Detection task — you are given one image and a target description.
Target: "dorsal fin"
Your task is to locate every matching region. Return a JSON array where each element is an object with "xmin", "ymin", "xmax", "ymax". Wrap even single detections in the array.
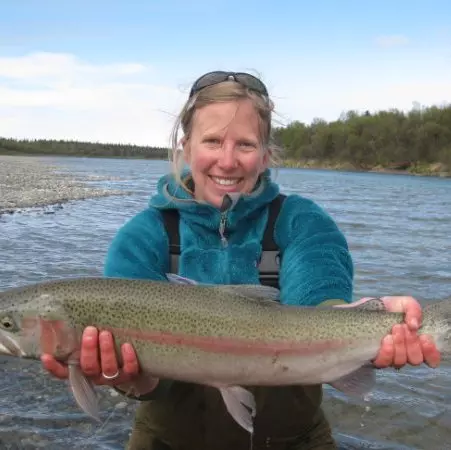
[{"xmin": 216, "ymin": 284, "xmax": 280, "ymax": 302}]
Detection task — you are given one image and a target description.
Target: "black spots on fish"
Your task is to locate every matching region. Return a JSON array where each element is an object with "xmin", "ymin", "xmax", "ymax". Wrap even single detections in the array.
[
  {"xmin": 307, "ymin": 309, "xmax": 400, "ymax": 341},
  {"xmin": 269, "ymin": 354, "xmax": 293, "ymax": 376},
  {"xmin": 109, "ymin": 310, "xmax": 124, "ymax": 321},
  {"xmin": 271, "ymin": 354, "xmax": 280, "ymax": 366}
]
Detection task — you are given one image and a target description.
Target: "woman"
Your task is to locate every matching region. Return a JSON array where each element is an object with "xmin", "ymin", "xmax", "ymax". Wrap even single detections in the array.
[{"xmin": 42, "ymin": 71, "xmax": 440, "ymax": 449}]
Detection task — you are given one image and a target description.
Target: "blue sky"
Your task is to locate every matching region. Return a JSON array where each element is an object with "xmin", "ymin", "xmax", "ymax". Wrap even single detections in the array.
[{"xmin": 0, "ymin": 0, "xmax": 450, "ymax": 146}]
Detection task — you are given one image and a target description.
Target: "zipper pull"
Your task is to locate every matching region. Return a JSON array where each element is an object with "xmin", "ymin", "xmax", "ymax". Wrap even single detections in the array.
[{"xmin": 219, "ymin": 213, "xmax": 228, "ymax": 247}]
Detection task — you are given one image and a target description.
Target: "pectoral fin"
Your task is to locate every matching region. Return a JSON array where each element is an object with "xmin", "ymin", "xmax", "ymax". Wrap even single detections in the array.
[
  {"xmin": 218, "ymin": 386, "xmax": 256, "ymax": 434},
  {"xmin": 68, "ymin": 364, "xmax": 100, "ymax": 421}
]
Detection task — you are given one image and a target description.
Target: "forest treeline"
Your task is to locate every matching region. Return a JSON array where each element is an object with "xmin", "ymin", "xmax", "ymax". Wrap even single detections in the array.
[
  {"xmin": 272, "ymin": 103, "xmax": 451, "ymax": 174},
  {"xmin": 1, "ymin": 103, "xmax": 450, "ymax": 175},
  {"xmin": 0, "ymin": 138, "xmax": 168, "ymax": 159}
]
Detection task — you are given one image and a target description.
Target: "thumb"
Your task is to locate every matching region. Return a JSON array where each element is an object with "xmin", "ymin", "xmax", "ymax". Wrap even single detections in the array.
[{"xmin": 381, "ymin": 296, "xmax": 421, "ymax": 330}]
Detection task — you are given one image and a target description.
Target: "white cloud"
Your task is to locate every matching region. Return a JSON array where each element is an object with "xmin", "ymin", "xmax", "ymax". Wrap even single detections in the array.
[
  {"xmin": 267, "ymin": 47, "xmax": 451, "ymax": 126},
  {"xmin": 0, "ymin": 52, "xmax": 186, "ymax": 146},
  {"xmin": 0, "ymin": 52, "xmax": 147, "ymax": 80},
  {"xmin": 374, "ymin": 35, "xmax": 410, "ymax": 48},
  {"xmin": 273, "ymin": 77, "xmax": 451, "ymax": 127}
]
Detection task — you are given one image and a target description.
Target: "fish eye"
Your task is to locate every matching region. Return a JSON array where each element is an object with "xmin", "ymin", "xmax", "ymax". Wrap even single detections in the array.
[{"xmin": 0, "ymin": 317, "xmax": 14, "ymax": 330}]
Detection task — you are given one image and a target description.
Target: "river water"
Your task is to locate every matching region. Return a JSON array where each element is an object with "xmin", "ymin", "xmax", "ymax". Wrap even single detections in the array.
[{"xmin": 0, "ymin": 156, "xmax": 450, "ymax": 449}]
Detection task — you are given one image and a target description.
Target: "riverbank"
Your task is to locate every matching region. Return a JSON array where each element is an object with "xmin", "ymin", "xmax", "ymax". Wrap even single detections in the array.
[
  {"xmin": 1, "ymin": 153, "xmax": 449, "ymax": 191},
  {"xmin": 0, "ymin": 155, "xmax": 129, "ymax": 216},
  {"xmin": 281, "ymin": 158, "xmax": 451, "ymax": 178}
]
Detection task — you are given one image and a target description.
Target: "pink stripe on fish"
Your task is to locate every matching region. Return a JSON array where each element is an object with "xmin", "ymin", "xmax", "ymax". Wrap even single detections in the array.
[{"xmin": 103, "ymin": 327, "xmax": 349, "ymax": 356}]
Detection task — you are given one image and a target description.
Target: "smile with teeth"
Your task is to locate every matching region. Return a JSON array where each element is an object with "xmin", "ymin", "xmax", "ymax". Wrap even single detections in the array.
[{"xmin": 210, "ymin": 176, "xmax": 243, "ymax": 186}]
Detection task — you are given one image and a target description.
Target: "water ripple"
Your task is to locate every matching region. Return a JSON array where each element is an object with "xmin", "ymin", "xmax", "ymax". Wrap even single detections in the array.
[{"xmin": 1, "ymin": 158, "xmax": 451, "ymax": 449}]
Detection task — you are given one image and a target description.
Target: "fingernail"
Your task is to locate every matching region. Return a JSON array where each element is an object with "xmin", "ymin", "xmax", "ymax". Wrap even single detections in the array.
[{"xmin": 84, "ymin": 326, "xmax": 97, "ymax": 335}]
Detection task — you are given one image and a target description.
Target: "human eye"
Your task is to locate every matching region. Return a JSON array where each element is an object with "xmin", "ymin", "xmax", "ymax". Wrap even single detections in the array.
[
  {"xmin": 203, "ymin": 137, "xmax": 221, "ymax": 148},
  {"xmin": 238, "ymin": 140, "xmax": 257, "ymax": 151}
]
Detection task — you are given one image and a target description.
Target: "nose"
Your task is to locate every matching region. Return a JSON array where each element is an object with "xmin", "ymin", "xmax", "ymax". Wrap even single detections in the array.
[{"xmin": 217, "ymin": 143, "xmax": 238, "ymax": 170}]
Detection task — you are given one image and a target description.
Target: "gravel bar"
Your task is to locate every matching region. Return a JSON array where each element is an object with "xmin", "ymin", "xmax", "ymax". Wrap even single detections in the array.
[{"xmin": 0, "ymin": 155, "xmax": 128, "ymax": 215}]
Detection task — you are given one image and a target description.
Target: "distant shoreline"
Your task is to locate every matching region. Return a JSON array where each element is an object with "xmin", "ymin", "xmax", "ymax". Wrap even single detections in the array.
[
  {"xmin": 0, "ymin": 150, "xmax": 450, "ymax": 179},
  {"xmin": 280, "ymin": 159, "xmax": 451, "ymax": 178}
]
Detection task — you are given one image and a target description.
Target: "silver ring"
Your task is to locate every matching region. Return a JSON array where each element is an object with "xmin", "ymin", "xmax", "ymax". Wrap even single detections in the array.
[{"xmin": 102, "ymin": 369, "xmax": 120, "ymax": 380}]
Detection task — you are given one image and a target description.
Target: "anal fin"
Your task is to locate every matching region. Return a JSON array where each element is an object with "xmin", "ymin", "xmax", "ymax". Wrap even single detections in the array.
[
  {"xmin": 329, "ymin": 364, "xmax": 376, "ymax": 397},
  {"xmin": 218, "ymin": 386, "xmax": 256, "ymax": 434}
]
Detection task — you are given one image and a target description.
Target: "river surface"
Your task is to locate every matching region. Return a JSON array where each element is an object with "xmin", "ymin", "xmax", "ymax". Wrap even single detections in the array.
[{"xmin": 0, "ymin": 156, "xmax": 451, "ymax": 449}]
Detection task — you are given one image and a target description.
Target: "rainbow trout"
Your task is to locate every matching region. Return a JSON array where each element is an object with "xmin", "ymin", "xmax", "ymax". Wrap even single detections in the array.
[{"xmin": 0, "ymin": 274, "xmax": 450, "ymax": 433}]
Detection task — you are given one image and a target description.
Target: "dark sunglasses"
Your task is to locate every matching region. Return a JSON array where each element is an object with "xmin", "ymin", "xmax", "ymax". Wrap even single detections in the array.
[{"xmin": 188, "ymin": 71, "xmax": 269, "ymax": 98}]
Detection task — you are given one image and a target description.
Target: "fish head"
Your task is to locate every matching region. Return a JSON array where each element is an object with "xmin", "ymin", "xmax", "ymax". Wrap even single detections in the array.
[
  {"xmin": 0, "ymin": 309, "xmax": 41, "ymax": 358},
  {"xmin": 0, "ymin": 308, "xmax": 79, "ymax": 362},
  {"xmin": 0, "ymin": 282, "xmax": 81, "ymax": 362}
]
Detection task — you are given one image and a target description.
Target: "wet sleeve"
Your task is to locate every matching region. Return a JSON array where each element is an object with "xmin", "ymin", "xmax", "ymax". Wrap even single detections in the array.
[
  {"xmin": 103, "ymin": 208, "xmax": 169, "ymax": 281},
  {"xmin": 275, "ymin": 195, "xmax": 354, "ymax": 306}
]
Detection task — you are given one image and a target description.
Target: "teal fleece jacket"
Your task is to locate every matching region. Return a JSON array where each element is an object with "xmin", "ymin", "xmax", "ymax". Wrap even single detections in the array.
[{"xmin": 103, "ymin": 170, "xmax": 354, "ymax": 306}]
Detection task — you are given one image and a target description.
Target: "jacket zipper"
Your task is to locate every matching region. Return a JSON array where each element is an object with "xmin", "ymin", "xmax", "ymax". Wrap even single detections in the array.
[{"xmin": 219, "ymin": 211, "xmax": 228, "ymax": 247}]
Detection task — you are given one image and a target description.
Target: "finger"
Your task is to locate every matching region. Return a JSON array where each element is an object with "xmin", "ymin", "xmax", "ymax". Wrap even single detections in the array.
[
  {"xmin": 99, "ymin": 330, "xmax": 119, "ymax": 378},
  {"xmin": 392, "ymin": 324, "xmax": 407, "ymax": 368},
  {"xmin": 403, "ymin": 299, "xmax": 421, "ymax": 331},
  {"xmin": 41, "ymin": 354, "xmax": 69, "ymax": 379},
  {"xmin": 420, "ymin": 335, "xmax": 441, "ymax": 368},
  {"xmin": 121, "ymin": 343, "xmax": 140, "ymax": 377},
  {"xmin": 92, "ymin": 343, "xmax": 139, "ymax": 387},
  {"xmin": 405, "ymin": 328, "xmax": 423, "ymax": 365},
  {"xmin": 372, "ymin": 335, "xmax": 394, "ymax": 368},
  {"xmin": 80, "ymin": 326, "xmax": 101, "ymax": 376}
]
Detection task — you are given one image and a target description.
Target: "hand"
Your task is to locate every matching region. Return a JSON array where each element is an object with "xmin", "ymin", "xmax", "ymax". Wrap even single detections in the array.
[
  {"xmin": 41, "ymin": 326, "xmax": 144, "ymax": 387},
  {"xmin": 373, "ymin": 296, "xmax": 441, "ymax": 369}
]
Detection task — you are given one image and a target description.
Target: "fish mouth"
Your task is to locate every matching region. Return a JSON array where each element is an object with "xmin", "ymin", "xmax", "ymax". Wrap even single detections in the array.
[{"xmin": 0, "ymin": 330, "xmax": 24, "ymax": 357}]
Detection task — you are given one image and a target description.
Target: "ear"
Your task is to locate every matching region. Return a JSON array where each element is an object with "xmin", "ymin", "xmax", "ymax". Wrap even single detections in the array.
[
  {"xmin": 261, "ymin": 147, "xmax": 271, "ymax": 171},
  {"xmin": 181, "ymin": 137, "xmax": 191, "ymax": 164}
]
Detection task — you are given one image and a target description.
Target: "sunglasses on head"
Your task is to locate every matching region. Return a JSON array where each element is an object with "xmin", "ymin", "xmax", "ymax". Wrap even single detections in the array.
[{"xmin": 188, "ymin": 71, "xmax": 269, "ymax": 98}]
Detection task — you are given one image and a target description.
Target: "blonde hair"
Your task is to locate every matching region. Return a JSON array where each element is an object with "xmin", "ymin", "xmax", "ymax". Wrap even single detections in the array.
[{"xmin": 168, "ymin": 80, "xmax": 282, "ymax": 190}]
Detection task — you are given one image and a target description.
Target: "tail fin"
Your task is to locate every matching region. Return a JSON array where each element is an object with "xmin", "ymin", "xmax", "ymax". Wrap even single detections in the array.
[{"xmin": 421, "ymin": 298, "xmax": 451, "ymax": 355}]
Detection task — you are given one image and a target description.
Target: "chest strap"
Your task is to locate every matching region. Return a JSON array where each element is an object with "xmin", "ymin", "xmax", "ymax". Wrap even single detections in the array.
[{"xmin": 161, "ymin": 194, "xmax": 286, "ymax": 288}]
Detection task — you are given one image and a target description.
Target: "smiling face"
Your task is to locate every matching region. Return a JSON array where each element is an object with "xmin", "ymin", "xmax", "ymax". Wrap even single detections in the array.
[{"xmin": 183, "ymin": 99, "xmax": 269, "ymax": 208}]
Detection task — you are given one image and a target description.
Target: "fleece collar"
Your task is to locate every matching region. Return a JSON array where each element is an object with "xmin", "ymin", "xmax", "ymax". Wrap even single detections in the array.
[{"xmin": 149, "ymin": 169, "xmax": 280, "ymax": 232}]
